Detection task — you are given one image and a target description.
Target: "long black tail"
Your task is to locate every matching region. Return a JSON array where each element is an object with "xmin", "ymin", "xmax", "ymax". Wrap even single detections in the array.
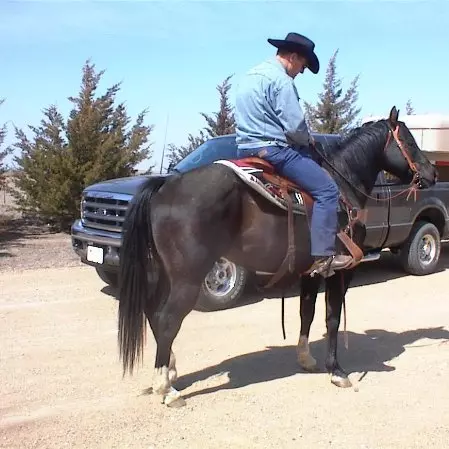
[{"xmin": 117, "ymin": 176, "xmax": 166, "ymax": 376}]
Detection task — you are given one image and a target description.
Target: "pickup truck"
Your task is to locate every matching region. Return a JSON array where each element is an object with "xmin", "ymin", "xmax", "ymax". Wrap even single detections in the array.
[{"xmin": 71, "ymin": 132, "xmax": 449, "ymax": 311}]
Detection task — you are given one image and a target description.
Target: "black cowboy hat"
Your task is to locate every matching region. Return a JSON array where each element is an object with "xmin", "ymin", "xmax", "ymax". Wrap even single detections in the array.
[{"xmin": 267, "ymin": 32, "xmax": 320, "ymax": 74}]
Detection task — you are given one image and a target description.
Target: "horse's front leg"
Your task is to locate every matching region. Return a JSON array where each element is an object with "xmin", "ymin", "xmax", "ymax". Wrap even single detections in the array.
[
  {"xmin": 324, "ymin": 271, "xmax": 353, "ymax": 388},
  {"xmin": 297, "ymin": 274, "xmax": 321, "ymax": 371}
]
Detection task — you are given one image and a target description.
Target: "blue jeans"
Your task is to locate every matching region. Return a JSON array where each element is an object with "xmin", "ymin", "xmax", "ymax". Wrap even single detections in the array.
[{"xmin": 237, "ymin": 145, "xmax": 339, "ymax": 256}]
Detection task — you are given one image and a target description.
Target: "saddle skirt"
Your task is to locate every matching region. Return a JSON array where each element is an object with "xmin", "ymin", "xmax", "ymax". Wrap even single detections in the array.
[{"xmin": 214, "ymin": 157, "xmax": 313, "ymax": 216}]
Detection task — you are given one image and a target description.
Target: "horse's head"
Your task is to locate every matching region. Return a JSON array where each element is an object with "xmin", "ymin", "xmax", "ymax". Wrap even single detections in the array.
[{"xmin": 381, "ymin": 106, "xmax": 437, "ymax": 189}]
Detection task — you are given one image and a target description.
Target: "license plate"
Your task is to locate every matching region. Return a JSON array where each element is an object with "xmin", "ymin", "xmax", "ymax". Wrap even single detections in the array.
[{"xmin": 87, "ymin": 245, "xmax": 104, "ymax": 264}]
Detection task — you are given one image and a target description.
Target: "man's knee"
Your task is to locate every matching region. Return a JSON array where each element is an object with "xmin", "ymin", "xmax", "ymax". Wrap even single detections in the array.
[{"xmin": 317, "ymin": 176, "xmax": 339, "ymax": 204}]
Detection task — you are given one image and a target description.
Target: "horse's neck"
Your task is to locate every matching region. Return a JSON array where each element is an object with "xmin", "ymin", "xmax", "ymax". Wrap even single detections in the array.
[{"xmin": 329, "ymin": 134, "xmax": 387, "ymax": 209}]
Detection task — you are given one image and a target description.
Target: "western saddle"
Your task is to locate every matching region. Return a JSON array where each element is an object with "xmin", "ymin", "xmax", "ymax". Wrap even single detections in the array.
[{"xmin": 229, "ymin": 156, "xmax": 365, "ymax": 286}]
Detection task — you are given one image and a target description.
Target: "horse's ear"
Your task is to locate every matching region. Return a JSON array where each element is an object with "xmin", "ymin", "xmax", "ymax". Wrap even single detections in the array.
[{"xmin": 389, "ymin": 106, "xmax": 399, "ymax": 126}]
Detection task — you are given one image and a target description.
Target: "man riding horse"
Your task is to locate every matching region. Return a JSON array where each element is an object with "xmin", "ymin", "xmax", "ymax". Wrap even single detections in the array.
[
  {"xmin": 235, "ymin": 32, "xmax": 353, "ymax": 275},
  {"xmin": 117, "ymin": 29, "xmax": 437, "ymax": 407}
]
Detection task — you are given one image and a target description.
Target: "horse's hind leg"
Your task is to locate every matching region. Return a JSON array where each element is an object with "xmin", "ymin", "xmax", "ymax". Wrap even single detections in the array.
[
  {"xmin": 150, "ymin": 280, "xmax": 201, "ymax": 407},
  {"xmin": 168, "ymin": 350, "xmax": 177, "ymax": 383},
  {"xmin": 297, "ymin": 274, "xmax": 321, "ymax": 371}
]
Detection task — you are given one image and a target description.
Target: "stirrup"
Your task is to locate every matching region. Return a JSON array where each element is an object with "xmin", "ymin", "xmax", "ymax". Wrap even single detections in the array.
[{"xmin": 309, "ymin": 256, "xmax": 336, "ymax": 278}]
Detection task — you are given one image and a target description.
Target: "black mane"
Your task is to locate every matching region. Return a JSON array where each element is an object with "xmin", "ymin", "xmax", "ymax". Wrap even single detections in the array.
[
  {"xmin": 324, "ymin": 120, "xmax": 389, "ymax": 207},
  {"xmin": 331, "ymin": 120, "xmax": 388, "ymax": 167}
]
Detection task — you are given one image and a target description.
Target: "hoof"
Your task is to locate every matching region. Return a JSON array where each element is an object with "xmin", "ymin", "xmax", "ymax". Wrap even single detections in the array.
[
  {"xmin": 298, "ymin": 354, "xmax": 319, "ymax": 372},
  {"xmin": 331, "ymin": 374, "xmax": 352, "ymax": 388},
  {"xmin": 163, "ymin": 386, "xmax": 185, "ymax": 408}
]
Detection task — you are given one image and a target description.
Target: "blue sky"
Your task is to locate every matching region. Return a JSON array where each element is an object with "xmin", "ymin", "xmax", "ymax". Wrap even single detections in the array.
[{"xmin": 1, "ymin": 0, "xmax": 448, "ymax": 172}]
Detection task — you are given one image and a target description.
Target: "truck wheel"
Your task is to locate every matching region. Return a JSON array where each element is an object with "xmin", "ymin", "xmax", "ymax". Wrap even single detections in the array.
[
  {"xmin": 194, "ymin": 258, "xmax": 248, "ymax": 312},
  {"xmin": 95, "ymin": 267, "xmax": 119, "ymax": 288},
  {"xmin": 399, "ymin": 221, "xmax": 441, "ymax": 275}
]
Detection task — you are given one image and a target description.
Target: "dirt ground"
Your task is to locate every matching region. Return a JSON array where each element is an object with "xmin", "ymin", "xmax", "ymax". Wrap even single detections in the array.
[
  {"xmin": 1, "ymin": 223, "xmax": 449, "ymax": 449},
  {"xmin": 0, "ymin": 219, "xmax": 81, "ymax": 272}
]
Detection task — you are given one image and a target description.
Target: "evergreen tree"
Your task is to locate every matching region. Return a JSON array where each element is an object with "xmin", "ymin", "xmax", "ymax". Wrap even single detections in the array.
[
  {"xmin": 304, "ymin": 50, "xmax": 361, "ymax": 135},
  {"xmin": 405, "ymin": 99, "xmax": 415, "ymax": 115},
  {"xmin": 200, "ymin": 75, "xmax": 236, "ymax": 137},
  {"xmin": 12, "ymin": 106, "xmax": 74, "ymax": 223},
  {"xmin": 11, "ymin": 60, "xmax": 154, "ymax": 229},
  {"xmin": 166, "ymin": 75, "xmax": 235, "ymax": 168},
  {"xmin": 166, "ymin": 131, "xmax": 206, "ymax": 167},
  {"xmin": 0, "ymin": 99, "xmax": 11, "ymax": 184}
]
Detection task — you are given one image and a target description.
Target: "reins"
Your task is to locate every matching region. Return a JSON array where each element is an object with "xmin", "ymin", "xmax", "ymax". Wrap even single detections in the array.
[
  {"xmin": 314, "ymin": 124, "xmax": 422, "ymax": 207},
  {"xmin": 308, "ymin": 123, "xmax": 422, "ymax": 349},
  {"xmin": 273, "ymin": 122, "xmax": 423, "ymax": 342},
  {"xmin": 297, "ymin": 123, "xmax": 422, "ymax": 348}
]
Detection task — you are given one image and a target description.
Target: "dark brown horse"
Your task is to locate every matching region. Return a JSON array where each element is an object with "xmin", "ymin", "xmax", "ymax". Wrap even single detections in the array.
[{"xmin": 117, "ymin": 107, "xmax": 437, "ymax": 407}]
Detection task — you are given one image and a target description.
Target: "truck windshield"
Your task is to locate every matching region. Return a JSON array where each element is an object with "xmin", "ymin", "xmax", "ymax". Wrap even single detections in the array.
[
  {"xmin": 172, "ymin": 133, "xmax": 341, "ymax": 174},
  {"xmin": 174, "ymin": 136, "xmax": 238, "ymax": 174}
]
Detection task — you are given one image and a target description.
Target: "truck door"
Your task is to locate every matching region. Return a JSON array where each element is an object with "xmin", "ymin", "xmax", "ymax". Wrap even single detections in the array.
[{"xmin": 363, "ymin": 171, "xmax": 390, "ymax": 250}]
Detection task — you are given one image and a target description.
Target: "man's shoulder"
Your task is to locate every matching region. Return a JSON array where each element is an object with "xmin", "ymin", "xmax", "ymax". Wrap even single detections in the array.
[
  {"xmin": 246, "ymin": 58, "xmax": 285, "ymax": 77},
  {"xmin": 242, "ymin": 58, "xmax": 291, "ymax": 89}
]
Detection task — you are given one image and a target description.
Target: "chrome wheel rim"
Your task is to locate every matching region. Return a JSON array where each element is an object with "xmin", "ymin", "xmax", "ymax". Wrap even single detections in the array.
[
  {"xmin": 418, "ymin": 234, "xmax": 437, "ymax": 265},
  {"xmin": 204, "ymin": 258, "xmax": 237, "ymax": 298}
]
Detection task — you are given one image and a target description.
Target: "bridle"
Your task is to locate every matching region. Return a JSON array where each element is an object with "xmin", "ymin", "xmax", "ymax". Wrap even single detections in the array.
[
  {"xmin": 316, "ymin": 122, "xmax": 424, "ymax": 207},
  {"xmin": 383, "ymin": 124, "xmax": 423, "ymax": 199},
  {"xmin": 309, "ymin": 121, "xmax": 426, "ymax": 247}
]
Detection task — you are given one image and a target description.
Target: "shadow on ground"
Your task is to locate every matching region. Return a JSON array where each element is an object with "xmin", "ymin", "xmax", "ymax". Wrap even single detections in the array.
[
  {"xmin": 99, "ymin": 246, "xmax": 449, "ymax": 311},
  {"xmin": 172, "ymin": 326, "xmax": 449, "ymax": 400},
  {"xmin": 232, "ymin": 244, "xmax": 449, "ymax": 309},
  {"xmin": 0, "ymin": 217, "xmax": 65, "ymax": 258}
]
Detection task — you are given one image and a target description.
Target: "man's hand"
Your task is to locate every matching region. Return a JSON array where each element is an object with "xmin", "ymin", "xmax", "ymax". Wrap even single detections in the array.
[{"xmin": 308, "ymin": 135, "xmax": 325, "ymax": 166}]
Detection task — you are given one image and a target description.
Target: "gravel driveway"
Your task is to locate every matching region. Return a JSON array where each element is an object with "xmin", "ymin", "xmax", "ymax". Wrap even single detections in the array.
[{"xmin": 1, "ymin": 231, "xmax": 449, "ymax": 449}]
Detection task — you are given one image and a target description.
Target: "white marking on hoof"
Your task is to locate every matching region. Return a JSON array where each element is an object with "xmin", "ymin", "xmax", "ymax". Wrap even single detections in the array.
[
  {"xmin": 169, "ymin": 368, "xmax": 178, "ymax": 383},
  {"xmin": 164, "ymin": 386, "xmax": 185, "ymax": 408},
  {"xmin": 153, "ymin": 366, "xmax": 170, "ymax": 396},
  {"xmin": 297, "ymin": 336, "xmax": 318, "ymax": 371},
  {"xmin": 168, "ymin": 351, "xmax": 178, "ymax": 383},
  {"xmin": 331, "ymin": 374, "xmax": 352, "ymax": 388}
]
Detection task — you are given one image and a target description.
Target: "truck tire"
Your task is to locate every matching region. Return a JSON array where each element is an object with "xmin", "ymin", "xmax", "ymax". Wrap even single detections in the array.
[
  {"xmin": 95, "ymin": 267, "xmax": 119, "ymax": 289},
  {"xmin": 194, "ymin": 258, "xmax": 248, "ymax": 312},
  {"xmin": 399, "ymin": 220, "xmax": 441, "ymax": 275}
]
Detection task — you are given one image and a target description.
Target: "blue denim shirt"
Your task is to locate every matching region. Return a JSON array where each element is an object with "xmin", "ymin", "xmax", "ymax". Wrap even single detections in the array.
[{"xmin": 235, "ymin": 58, "xmax": 311, "ymax": 151}]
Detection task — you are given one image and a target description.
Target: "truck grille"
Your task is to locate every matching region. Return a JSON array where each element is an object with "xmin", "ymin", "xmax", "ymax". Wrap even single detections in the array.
[{"xmin": 81, "ymin": 191, "xmax": 132, "ymax": 233}]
